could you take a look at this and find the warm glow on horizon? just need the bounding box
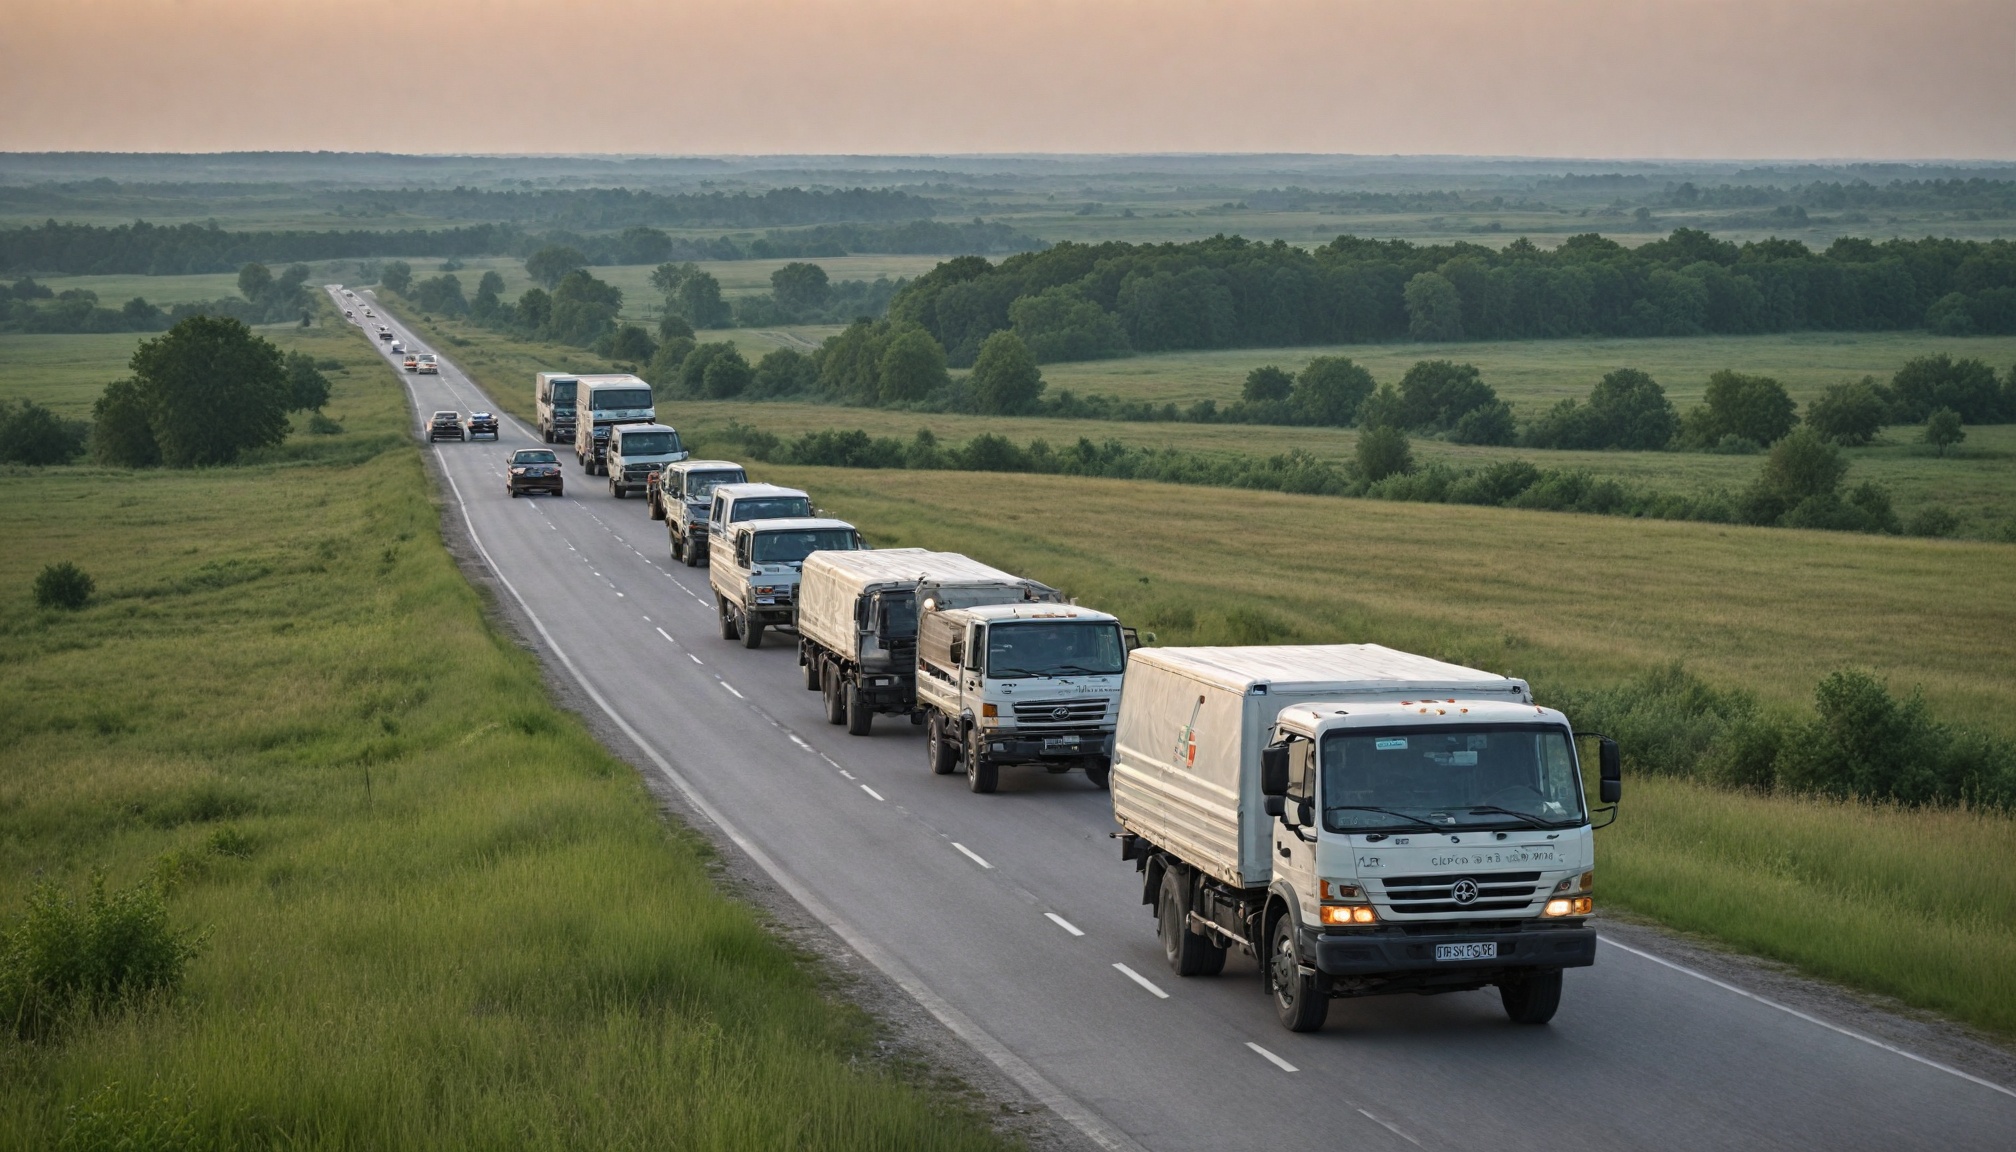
[3,0,2013,159]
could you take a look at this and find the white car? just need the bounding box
[415,354,438,375]
[391,340,404,353]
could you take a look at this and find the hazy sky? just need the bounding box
[4,0,2014,158]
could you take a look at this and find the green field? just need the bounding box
[0,322,1017,1150]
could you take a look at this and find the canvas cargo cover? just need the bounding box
[800,550,1028,659]
[1112,645,1530,889]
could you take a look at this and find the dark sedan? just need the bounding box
[506,449,563,497]
[467,412,499,440]
[425,411,464,441]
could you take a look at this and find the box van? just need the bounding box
[571,375,655,474]
[603,423,687,499]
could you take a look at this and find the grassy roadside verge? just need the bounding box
[0,320,1017,1149]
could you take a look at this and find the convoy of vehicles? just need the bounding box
[505,448,563,497]
[572,374,656,474]
[603,422,688,499]
[710,517,865,649]
[650,460,747,566]
[1111,644,1616,1031]
[535,372,579,445]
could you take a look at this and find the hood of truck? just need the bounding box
[989,674,1121,692]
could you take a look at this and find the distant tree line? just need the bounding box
[0,261,318,334]
[886,230,2016,368]
[318,185,941,230]
[1662,178,2016,214]
[0,217,1041,276]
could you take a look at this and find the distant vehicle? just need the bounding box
[377,326,392,340]
[570,375,655,474]
[534,372,578,445]
[390,340,404,354]
[467,412,499,440]
[343,289,355,297]
[415,353,438,375]
[425,411,464,442]
[506,448,563,498]
[343,309,354,318]
[709,517,865,649]
[652,459,747,566]
[402,355,419,372]
[364,308,375,317]
[603,422,686,499]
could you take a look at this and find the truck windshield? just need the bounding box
[985,621,1125,678]
[617,431,680,456]
[550,381,577,403]
[685,470,746,500]
[591,388,653,411]
[730,496,812,522]
[1320,725,1585,832]
[751,529,860,564]
[876,592,917,638]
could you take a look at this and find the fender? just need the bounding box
[1267,879,1312,963]
[1141,854,1170,909]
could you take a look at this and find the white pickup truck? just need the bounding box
[1111,644,1618,1032]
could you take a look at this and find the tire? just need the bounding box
[717,598,739,641]
[554,486,563,498]
[926,714,958,775]
[822,664,847,725]
[1159,870,1226,977]
[804,653,822,691]
[683,538,701,568]
[740,614,763,649]
[965,727,999,794]
[1268,912,1329,1032]
[845,684,872,736]
[670,533,685,564]
[509,488,519,499]
[1499,970,1564,1025]
[1086,757,1111,790]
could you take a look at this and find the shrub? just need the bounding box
[876,328,950,403]
[750,348,818,398]
[283,351,330,412]
[35,561,94,609]
[1242,365,1293,403]
[1291,356,1374,426]
[1355,382,1405,430]
[1922,407,1965,456]
[1397,360,1497,430]
[89,378,160,467]
[0,873,204,1038]
[605,324,658,364]
[1354,425,1413,482]
[1680,370,1798,448]
[305,412,343,435]
[1524,368,1677,450]
[1449,400,1516,445]
[1448,459,1540,505]
[968,331,1044,415]
[1739,429,1846,525]
[0,397,88,465]
[1804,378,1890,446]
[1906,506,1960,538]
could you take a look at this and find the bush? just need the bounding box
[1906,506,1960,538]
[1804,378,1889,446]
[1680,370,1798,448]
[89,378,160,467]
[1449,399,1516,445]
[1242,365,1294,403]
[1355,425,1413,482]
[605,324,658,364]
[968,331,1044,414]
[1891,355,2004,423]
[1397,360,1498,430]
[283,351,330,412]
[1523,368,1677,450]
[1922,407,1965,456]
[34,561,94,609]
[0,873,204,1038]
[751,348,818,398]
[1739,429,1847,525]
[305,412,344,436]
[1355,383,1405,430]
[0,397,88,465]
[1291,357,1374,426]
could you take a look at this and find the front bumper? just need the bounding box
[510,475,563,493]
[1309,923,1596,977]
[975,728,1113,762]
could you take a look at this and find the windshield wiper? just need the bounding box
[1324,806,1445,831]
[1464,805,1572,829]
[1044,664,1113,676]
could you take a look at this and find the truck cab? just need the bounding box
[535,372,578,445]
[570,375,655,474]
[706,484,813,555]
[603,422,687,499]
[709,517,865,648]
[917,602,1126,794]
[650,459,747,566]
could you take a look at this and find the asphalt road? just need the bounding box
[334,289,2016,1152]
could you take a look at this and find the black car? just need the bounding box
[426,411,465,441]
[507,449,563,497]
[467,412,499,440]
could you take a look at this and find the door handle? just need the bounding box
[1277,846,1292,860]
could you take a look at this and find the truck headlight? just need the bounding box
[1544,897,1594,917]
[1320,904,1378,926]
[1552,871,1595,895]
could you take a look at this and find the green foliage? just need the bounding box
[645,335,695,387]
[1740,428,1847,524]
[876,328,950,404]
[0,873,204,1038]
[752,348,819,399]
[89,378,160,467]
[545,270,622,347]
[409,273,468,316]
[1907,506,1960,537]
[650,262,732,329]
[1805,378,1890,446]
[1354,424,1413,482]
[1291,356,1374,427]
[1241,365,1293,403]
[1525,368,1678,450]
[116,316,291,467]
[968,330,1044,415]
[1891,354,2006,423]
[678,342,752,399]
[282,351,330,412]
[1449,400,1517,445]
[1009,285,1130,363]
[235,262,271,303]
[1397,360,1498,431]
[1356,382,1405,430]
[1682,370,1798,448]
[771,262,832,313]
[379,260,413,296]
[1403,271,1464,340]
[604,324,657,365]
[1923,407,1966,456]
[513,287,551,330]
[33,560,94,609]
[523,245,586,289]
[0,397,88,464]
[656,312,695,343]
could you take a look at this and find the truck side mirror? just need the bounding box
[1599,737,1621,804]
[1260,744,1290,797]
[1263,796,1286,818]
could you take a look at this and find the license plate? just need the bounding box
[1435,942,1497,962]
[1043,735,1081,750]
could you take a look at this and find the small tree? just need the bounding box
[1355,425,1414,482]
[1241,365,1294,403]
[877,328,950,403]
[1355,383,1405,430]
[126,316,291,467]
[379,261,413,296]
[1584,368,1678,450]
[657,313,696,343]
[771,263,832,314]
[236,262,273,303]
[90,379,160,466]
[969,331,1044,415]
[34,561,93,609]
[1740,428,1848,524]
[1805,378,1888,446]
[524,246,587,289]
[283,352,331,411]
[606,324,657,364]
[1923,408,1965,457]
[1291,357,1374,427]
[1403,272,1463,340]
[1682,370,1798,447]
[1398,360,1497,430]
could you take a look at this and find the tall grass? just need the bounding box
[0,319,1015,1149]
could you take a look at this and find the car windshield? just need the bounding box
[684,470,745,501]
[433,412,458,421]
[617,431,680,456]
[1320,725,1585,832]
[591,388,652,411]
[550,381,577,402]
[984,621,1126,678]
[512,450,557,464]
[730,496,812,521]
[750,528,860,564]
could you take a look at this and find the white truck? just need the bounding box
[1111,644,1619,1032]
[706,483,813,556]
[603,422,687,499]
[917,598,1130,794]
[709,516,865,649]
[534,372,578,444]
[796,549,1047,737]
[571,374,655,475]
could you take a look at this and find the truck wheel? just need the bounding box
[740,615,764,649]
[822,665,847,725]
[1086,757,1111,790]
[803,654,822,691]
[683,538,701,568]
[1499,970,1563,1025]
[845,684,872,736]
[965,729,999,794]
[509,488,519,499]
[1268,913,1329,1032]
[1159,871,1226,977]
[649,497,664,521]
[670,533,684,563]
[926,714,957,775]
[717,598,738,641]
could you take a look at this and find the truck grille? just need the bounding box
[1011,698,1108,726]
[1378,871,1541,915]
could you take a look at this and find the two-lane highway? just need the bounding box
[332,287,2016,1151]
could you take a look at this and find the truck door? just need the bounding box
[961,623,986,717]
[1274,732,1320,920]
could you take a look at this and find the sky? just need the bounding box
[4,0,2014,159]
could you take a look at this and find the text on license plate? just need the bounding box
[1043,736,1080,749]
[1435,942,1497,962]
